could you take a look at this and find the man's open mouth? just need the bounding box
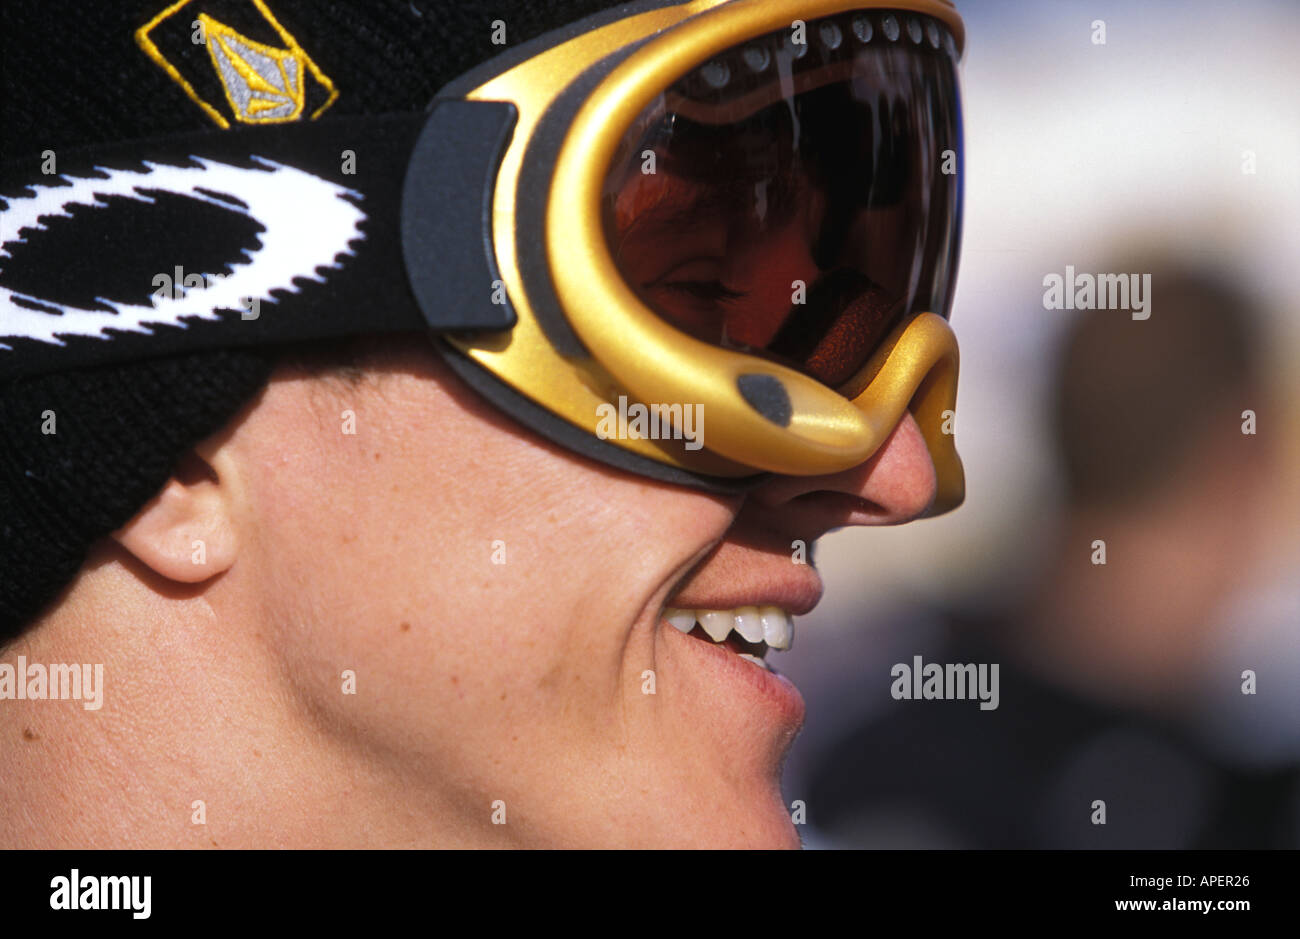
[661,607,794,671]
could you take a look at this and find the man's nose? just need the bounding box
[741,411,938,537]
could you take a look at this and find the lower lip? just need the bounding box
[660,619,805,729]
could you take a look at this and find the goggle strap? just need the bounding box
[0,105,517,380]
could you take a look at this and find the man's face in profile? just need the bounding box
[150,322,935,848]
[0,4,959,850]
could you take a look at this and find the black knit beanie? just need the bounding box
[0,0,620,637]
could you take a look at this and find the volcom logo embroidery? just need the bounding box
[136,0,337,128]
[201,14,306,122]
[0,158,365,349]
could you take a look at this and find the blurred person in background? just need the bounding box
[804,262,1295,848]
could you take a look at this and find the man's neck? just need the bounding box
[0,564,469,848]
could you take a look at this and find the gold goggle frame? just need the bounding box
[452,0,966,513]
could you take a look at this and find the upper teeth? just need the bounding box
[662,606,794,650]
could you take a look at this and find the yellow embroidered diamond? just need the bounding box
[136,0,337,129]
[200,13,304,123]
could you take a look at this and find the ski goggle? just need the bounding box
[0,0,966,512]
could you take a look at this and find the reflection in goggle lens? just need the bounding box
[604,9,962,389]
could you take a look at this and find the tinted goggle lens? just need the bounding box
[603,10,961,390]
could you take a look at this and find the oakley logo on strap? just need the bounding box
[0,157,365,350]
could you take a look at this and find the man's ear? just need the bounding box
[111,448,238,584]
